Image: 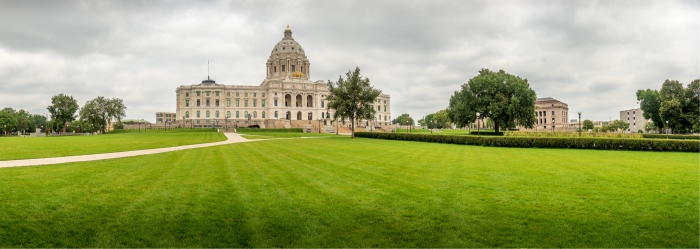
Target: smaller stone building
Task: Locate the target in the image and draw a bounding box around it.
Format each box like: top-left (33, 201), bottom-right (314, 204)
top-left (532, 97), bottom-right (569, 132)
top-left (619, 108), bottom-right (648, 133)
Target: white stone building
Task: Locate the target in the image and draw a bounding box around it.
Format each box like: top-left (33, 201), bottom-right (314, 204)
top-left (160, 26), bottom-right (392, 131)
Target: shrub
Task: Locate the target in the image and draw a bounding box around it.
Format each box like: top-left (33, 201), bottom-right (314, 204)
top-left (355, 132), bottom-right (698, 152)
top-left (642, 134), bottom-right (700, 140)
top-left (469, 131), bottom-right (504, 136)
top-left (237, 128), bottom-right (303, 133)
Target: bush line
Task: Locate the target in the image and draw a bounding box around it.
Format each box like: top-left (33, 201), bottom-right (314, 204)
top-left (237, 128), bottom-right (303, 133)
top-left (642, 134), bottom-right (700, 140)
top-left (355, 132), bottom-right (699, 152)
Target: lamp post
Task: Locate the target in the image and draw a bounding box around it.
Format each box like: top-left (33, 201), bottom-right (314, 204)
top-left (578, 111), bottom-right (582, 137)
top-left (552, 118), bottom-right (555, 133)
top-left (476, 112), bottom-right (480, 136)
top-left (666, 120), bottom-right (669, 138)
top-left (225, 116), bottom-right (228, 132)
top-left (212, 118), bottom-right (217, 130)
top-left (318, 118), bottom-right (321, 133)
top-left (248, 114), bottom-right (251, 127)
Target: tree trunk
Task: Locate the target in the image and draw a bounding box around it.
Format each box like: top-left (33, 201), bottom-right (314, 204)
top-left (350, 116), bottom-right (355, 138)
top-left (494, 121), bottom-right (500, 133)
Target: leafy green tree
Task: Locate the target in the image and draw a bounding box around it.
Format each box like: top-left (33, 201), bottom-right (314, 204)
top-left (0, 109), bottom-right (17, 135)
top-left (433, 109), bottom-right (451, 129)
top-left (636, 89), bottom-right (663, 132)
top-left (79, 96), bottom-right (128, 133)
top-left (326, 67), bottom-right (381, 138)
top-left (644, 121), bottom-right (656, 133)
top-left (392, 113), bottom-right (414, 126)
top-left (582, 119), bottom-right (594, 131)
top-left (15, 109), bottom-right (34, 135)
top-left (683, 79), bottom-right (699, 132)
top-left (47, 93), bottom-right (79, 133)
top-left (608, 120), bottom-right (630, 133)
top-left (447, 69), bottom-right (536, 132)
top-left (32, 114), bottom-right (47, 132)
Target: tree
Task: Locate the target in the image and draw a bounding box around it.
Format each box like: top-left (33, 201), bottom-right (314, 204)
top-left (15, 109), bottom-right (34, 135)
top-left (447, 69), bottom-right (536, 132)
top-left (433, 109), bottom-right (451, 129)
top-left (636, 89), bottom-right (663, 132)
top-left (392, 113), bottom-right (414, 126)
top-left (683, 79), bottom-right (700, 133)
top-left (582, 119), bottom-right (594, 131)
top-left (0, 109), bottom-right (17, 135)
top-left (608, 120), bottom-right (630, 133)
top-left (644, 121), bottom-right (656, 133)
top-left (326, 67), bottom-right (381, 138)
top-left (32, 114), bottom-right (47, 132)
top-left (79, 96), bottom-right (128, 133)
top-left (47, 93), bottom-right (79, 133)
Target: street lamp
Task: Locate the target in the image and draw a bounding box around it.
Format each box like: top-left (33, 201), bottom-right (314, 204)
top-left (248, 114), bottom-right (252, 127)
top-left (666, 120), bottom-right (669, 138)
top-left (476, 112), bottom-right (480, 136)
top-left (552, 118), bottom-right (555, 133)
top-left (578, 111), bottom-right (582, 137)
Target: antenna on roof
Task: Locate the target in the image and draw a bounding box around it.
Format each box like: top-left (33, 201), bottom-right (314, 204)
top-left (208, 60), bottom-right (210, 80)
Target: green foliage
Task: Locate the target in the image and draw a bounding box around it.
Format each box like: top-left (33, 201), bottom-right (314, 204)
top-left (237, 128), bottom-right (303, 133)
top-left (79, 96), bottom-right (127, 133)
top-left (639, 79), bottom-right (700, 133)
top-left (392, 113), bottom-right (414, 126)
top-left (644, 121), bottom-right (656, 133)
top-left (47, 93), bottom-right (79, 133)
top-left (355, 132), bottom-right (698, 152)
top-left (326, 67), bottom-right (381, 138)
top-left (469, 131), bottom-right (504, 136)
top-left (447, 69), bottom-right (536, 132)
top-left (607, 120), bottom-right (630, 133)
top-left (642, 134), bottom-right (700, 140)
top-left (0, 109), bottom-right (18, 135)
top-left (505, 131), bottom-right (643, 138)
top-left (637, 89), bottom-right (663, 131)
top-left (582, 119), bottom-right (594, 130)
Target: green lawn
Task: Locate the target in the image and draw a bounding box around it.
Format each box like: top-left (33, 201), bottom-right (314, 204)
top-left (0, 135), bottom-right (696, 247)
top-left (238, 131), bottom-right (339, 139)
top-left (0, 129), bottom-right (226, 160)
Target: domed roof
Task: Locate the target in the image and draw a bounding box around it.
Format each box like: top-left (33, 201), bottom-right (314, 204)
top-left (269, 26), bottom-right (308, 60)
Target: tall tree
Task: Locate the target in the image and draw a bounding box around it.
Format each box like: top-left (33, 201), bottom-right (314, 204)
top-left (433, 109), bottom-right (452, 129)
top-left (582, 119), bottom-right (594, 130)
top-left (326, 67), bottom-right (381, 138)
top-left (659, 80), bottom-right (685, 133)
top-left (392, 113), bottom-right (414, 126)
top-left (15, 109), bottom-right (34, 134)
top-left (683, 79), bottom-right (700, 133)
top-left (636, 89), bottom-right (663, 132)
top-left (32, 114), bottom-right (48, 132)
top-left (0, 109), bottom-right (17, 135)
top-left (447, 69), bottom-right (536, 132)
top-left (47, 93), bottom-right (79, 133)
top-left (79, 96), bottom-right (127, 133)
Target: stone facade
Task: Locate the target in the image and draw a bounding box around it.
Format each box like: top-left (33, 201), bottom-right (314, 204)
top-left (162, 26), bottom-right (392, 131)
top-left (532, 97), bottom-right (569, 132)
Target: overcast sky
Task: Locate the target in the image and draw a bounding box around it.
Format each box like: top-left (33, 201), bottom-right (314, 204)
top-left (0, 0), bottom-right (698, 122)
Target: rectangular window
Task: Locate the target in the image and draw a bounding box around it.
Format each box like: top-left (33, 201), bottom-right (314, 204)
top-left (206, 99), bottom-right (210, 106)
top-left (262, 100), bottom-right (266, 107)
top-left (197, 99), bottom-right (201, 107)
top-left (227, 100), bottom-right (231, 107)
top-left (245, 93), bottom-right (248, 97)
top-left (262, 93), bottom-right (266, 97)
top-left (186, 93), bottom-right (189, 97)
top-left (216, 92), bottom-right (219, 97)
top-left (196, 92), bottom-right (200, 96)
top-left (321, 101), bottom-right (324, 108)
top-left (551, 111), bottom-right (554, 115)
top-left (186, 100), bottom-right (189, 107)
top-left (206, 92), bottom-right (210, 96)
top-left (384, 105), bottom-right (386, 112)
top-left (245, 100), bottom-right (248, 107)
top-left (215, 99), bottom-right (220, 107)
top-left (253, 93), bottom-right (257, 97)
top-left (236, 92), bottom-right (239, 97)
top-left (236, 100), bottom-right (239, 107)
top-left (274, 99), bottom-right (278, 106)
top-left (292, 65), bottom-right (295, 72)
top-left (227, 92), bottom-right (230, 97)
top-left (282, 65), bottom-right (286, 72)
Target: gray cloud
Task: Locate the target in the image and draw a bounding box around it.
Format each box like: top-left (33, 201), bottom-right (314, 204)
top-left (0, 0), bottom-right (697, 122)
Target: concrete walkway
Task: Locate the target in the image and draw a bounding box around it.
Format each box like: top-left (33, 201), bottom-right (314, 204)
top-left (0, 133), bottom-right (254, 169)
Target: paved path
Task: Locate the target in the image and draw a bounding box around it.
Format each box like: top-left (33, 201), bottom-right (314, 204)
top-left (0, 133), bottom-right (254, 169)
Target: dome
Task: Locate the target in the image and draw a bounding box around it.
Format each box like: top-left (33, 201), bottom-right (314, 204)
top-left (266, 26), bottom-right (311, 80)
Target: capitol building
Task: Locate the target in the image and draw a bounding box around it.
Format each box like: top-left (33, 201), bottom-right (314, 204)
top-left (157, 26), bottom-right (392, 132)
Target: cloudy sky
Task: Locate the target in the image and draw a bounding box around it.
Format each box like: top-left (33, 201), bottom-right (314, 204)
top-left (0, 0), bottom-right (697, 122)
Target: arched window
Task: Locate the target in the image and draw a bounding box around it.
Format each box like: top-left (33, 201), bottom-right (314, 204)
top-left (236, 111), bottom-right (239, 118)
top-left (196, 110), bottom-right (200, 118)
top-left (244, 111), bottom-right (248, 118)
top-left (215, 110), bottom-right (219, 118)
top-left (262, 111), bottom-right (266, 118)
top-left (253, 111), bottom-right (257, 118)
top-left (185, 111), bottom-right (189, 118)
top-left (227, 111), bottom-right (231, 118)
top-left (206, 110), bottom-right (210, 117)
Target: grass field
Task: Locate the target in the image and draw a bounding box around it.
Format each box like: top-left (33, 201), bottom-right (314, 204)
top-left (0, 129), bottom-right (226, 161)
top-left (0, 133), bottom-right (696, 247)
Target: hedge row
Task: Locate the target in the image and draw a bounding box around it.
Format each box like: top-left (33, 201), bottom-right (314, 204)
top-left (237, 128), bottom-right (303, 133)
top-left (355, 132), bottom-right (699, 152)
top-left (642, 134), bottom-right (700, 140)
top-left (469, 131), bottom-right (504, 136)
